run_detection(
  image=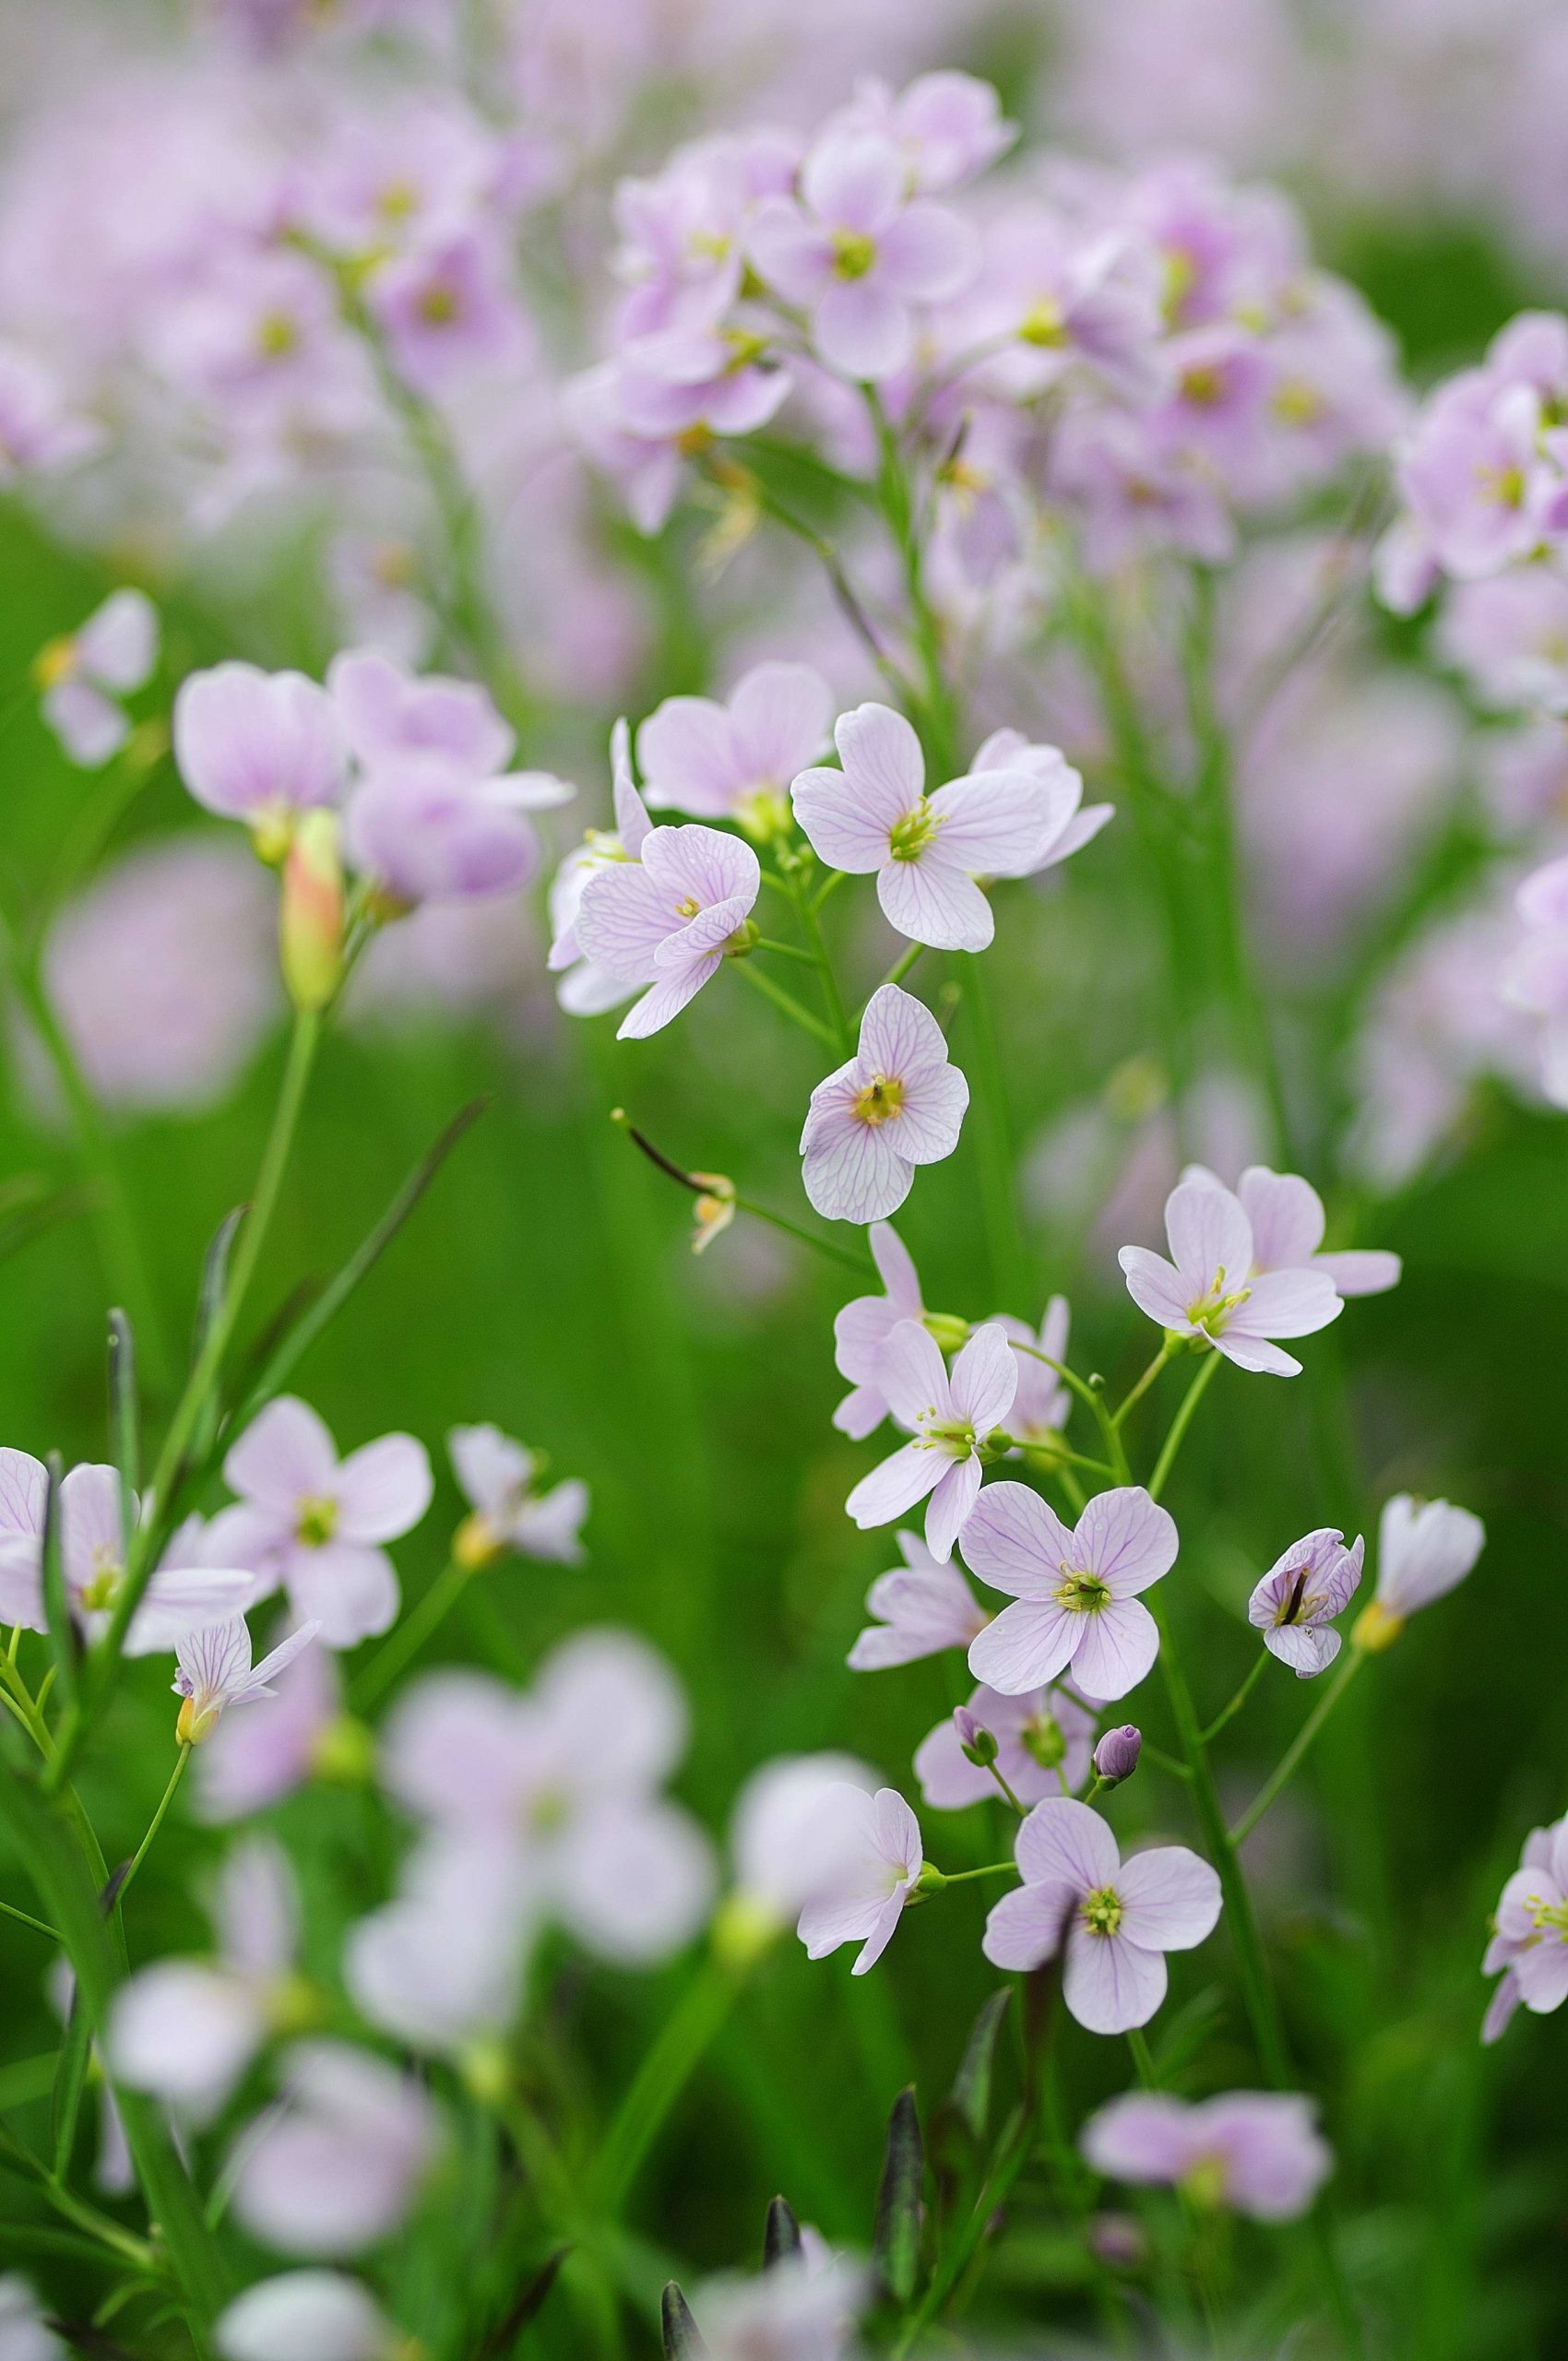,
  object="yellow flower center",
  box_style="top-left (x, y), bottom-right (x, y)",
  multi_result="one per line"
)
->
top-left (255, 309), bottom-right (301, 360)
top-left (296, 1495), bottom-right (339, 1548)
top-left (852, 1074), bottom-right (905, 1126)
top-left (1018, 298), bottom-right (1066, 348)
top-left (831, 229), bottom-right (877, 280)
top-left (1055, 1567), bottom-right (1111, 1615)
top-left (1082, 1885), bottom-right (1123, 1938)
top-left (888, 802), bottom-right (940, 862)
